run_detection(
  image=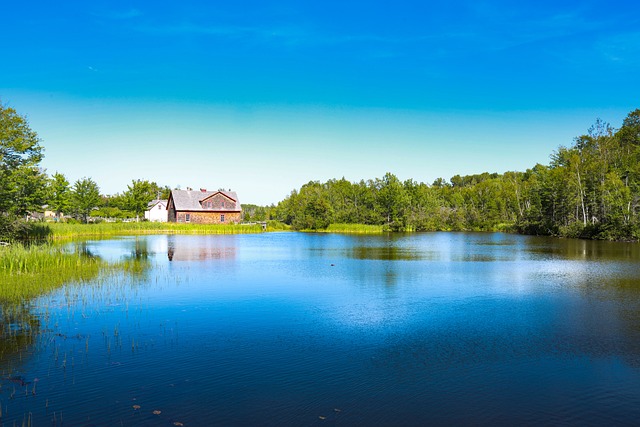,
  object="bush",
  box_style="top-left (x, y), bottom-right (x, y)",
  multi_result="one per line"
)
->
top-left (0, 215), bottom-right (52, 242)
top-left (266, 220), bottom-right (290, 231)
